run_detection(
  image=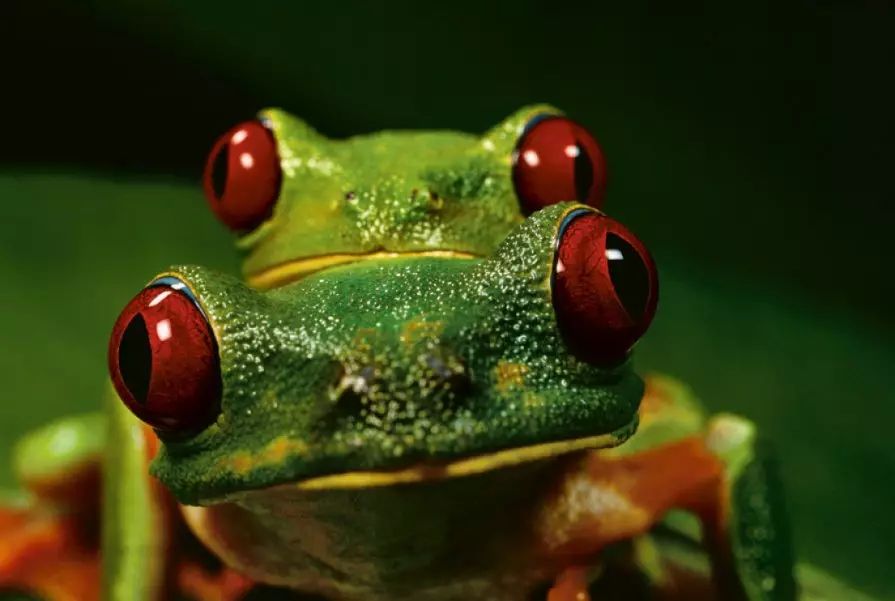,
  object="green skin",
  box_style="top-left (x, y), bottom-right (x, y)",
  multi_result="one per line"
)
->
top-left (141, 205), bottom-right (643, 600)
top-left (239, 105), bottom-right (541, 283)
top-left (155, 204), bottom-right (641, 505)
top-left (5, 106), bottom-right (867, 601)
